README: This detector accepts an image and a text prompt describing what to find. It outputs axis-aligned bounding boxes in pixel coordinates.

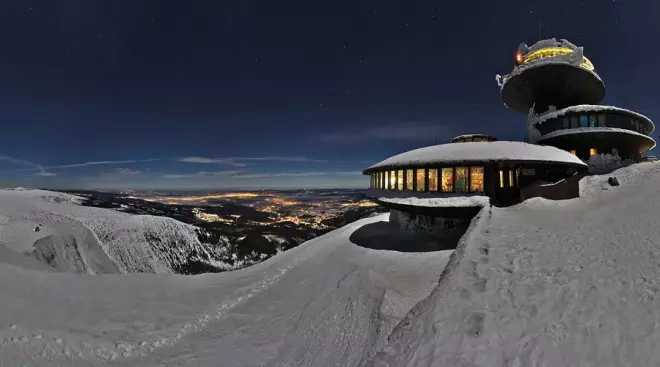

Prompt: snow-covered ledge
[365,189,490,208]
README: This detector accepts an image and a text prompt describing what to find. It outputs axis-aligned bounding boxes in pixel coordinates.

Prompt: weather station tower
[496,38,655,161]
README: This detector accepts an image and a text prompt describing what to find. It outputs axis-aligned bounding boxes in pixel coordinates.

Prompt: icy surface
[0,195,454,366]
[367,141,586,171]
[368,162,660,366]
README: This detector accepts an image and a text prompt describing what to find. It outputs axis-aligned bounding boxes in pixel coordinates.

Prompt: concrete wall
[389,209,471,234]
[520,172,585,201]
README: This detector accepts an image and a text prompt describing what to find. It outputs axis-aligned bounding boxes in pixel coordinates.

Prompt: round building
[497,38,656,161]
[363,137,587,210]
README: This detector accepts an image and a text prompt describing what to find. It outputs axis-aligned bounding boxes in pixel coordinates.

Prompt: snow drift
[0,206,457,366]
[368,162,660,366]
[0,189,237,274]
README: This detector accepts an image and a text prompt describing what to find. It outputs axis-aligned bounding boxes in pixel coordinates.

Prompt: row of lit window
[537,113,650,136]
[369,167,485,193]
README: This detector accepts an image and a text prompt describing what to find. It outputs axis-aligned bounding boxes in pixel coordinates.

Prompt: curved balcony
[501,62,605,114]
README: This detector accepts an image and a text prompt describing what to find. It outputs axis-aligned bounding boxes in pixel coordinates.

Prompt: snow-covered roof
[535,127,657,151]
[364,141,587,172]
[450,134,496,142]
[532,105,655,133]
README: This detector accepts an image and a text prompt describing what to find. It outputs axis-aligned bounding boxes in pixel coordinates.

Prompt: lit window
[509,169,514,187]
[406,169,414,190]
[416,169,426,192]
[470,167,484,192]
[569,150,577,155]
[455,167,468,192]
[428,169,438,191]
[389,170,396,190]
[397,170,404,190]
[383,171,388,189]
[499,169,505,188]
[441,168,453,192]
[375,173,379,189]
[590,148,598,157]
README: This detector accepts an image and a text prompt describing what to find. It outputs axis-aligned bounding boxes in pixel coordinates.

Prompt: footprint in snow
[465,312,485,337]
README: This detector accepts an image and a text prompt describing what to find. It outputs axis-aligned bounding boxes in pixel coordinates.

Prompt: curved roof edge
[532,105,655,134]
[451,134,497,142]
[500,58,603,92]
[535,127,657,151]
[363,141,587,174]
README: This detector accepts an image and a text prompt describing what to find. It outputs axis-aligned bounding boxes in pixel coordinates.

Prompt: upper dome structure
[450,134,497,143]
[497,38,606,115]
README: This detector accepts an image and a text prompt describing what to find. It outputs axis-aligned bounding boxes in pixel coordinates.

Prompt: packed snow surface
[369,162,660,366]
[0,194,454,366]
[366,141,586,171]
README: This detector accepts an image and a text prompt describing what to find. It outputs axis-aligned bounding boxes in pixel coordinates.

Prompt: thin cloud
[0,154,52,175]
[107,168,141,176]
[319,122,454,143]
[232,171,361,179]
[161,170,242,179]
[177,156,328,166]
[54,158,159,169]
[34,172,56,177]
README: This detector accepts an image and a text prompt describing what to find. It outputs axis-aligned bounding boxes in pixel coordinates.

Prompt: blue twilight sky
[0,0,658,190]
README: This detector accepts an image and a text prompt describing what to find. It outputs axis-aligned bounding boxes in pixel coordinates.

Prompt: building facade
[497,38,656,161]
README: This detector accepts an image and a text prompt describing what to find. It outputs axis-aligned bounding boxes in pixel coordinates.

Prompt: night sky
[0,0,658,190]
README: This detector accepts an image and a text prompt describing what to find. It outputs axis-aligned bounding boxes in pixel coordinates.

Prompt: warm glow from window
[455,167,468,192]
[389,170,396,190]
[499,170,505,188]
[441,168,453,192]
[397,170,404,190]
[406,169,414,190]
[416,169,426,192]
[470,167,484,192]
[569,150,577,155]
[428,169,438,191]
[590,148,598,156]
[509,170,514,188]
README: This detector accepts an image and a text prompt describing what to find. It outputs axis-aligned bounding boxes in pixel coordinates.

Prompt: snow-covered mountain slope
[0,213,453,366]
[0,189,237,274]
[369,162,660,367]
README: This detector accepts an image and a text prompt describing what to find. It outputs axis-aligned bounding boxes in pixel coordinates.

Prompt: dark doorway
[493,167,520,206]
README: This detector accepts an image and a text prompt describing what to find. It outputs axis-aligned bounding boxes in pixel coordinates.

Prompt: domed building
[364,137,587,210]
[497,38,656,161]
[363,38,654,211]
